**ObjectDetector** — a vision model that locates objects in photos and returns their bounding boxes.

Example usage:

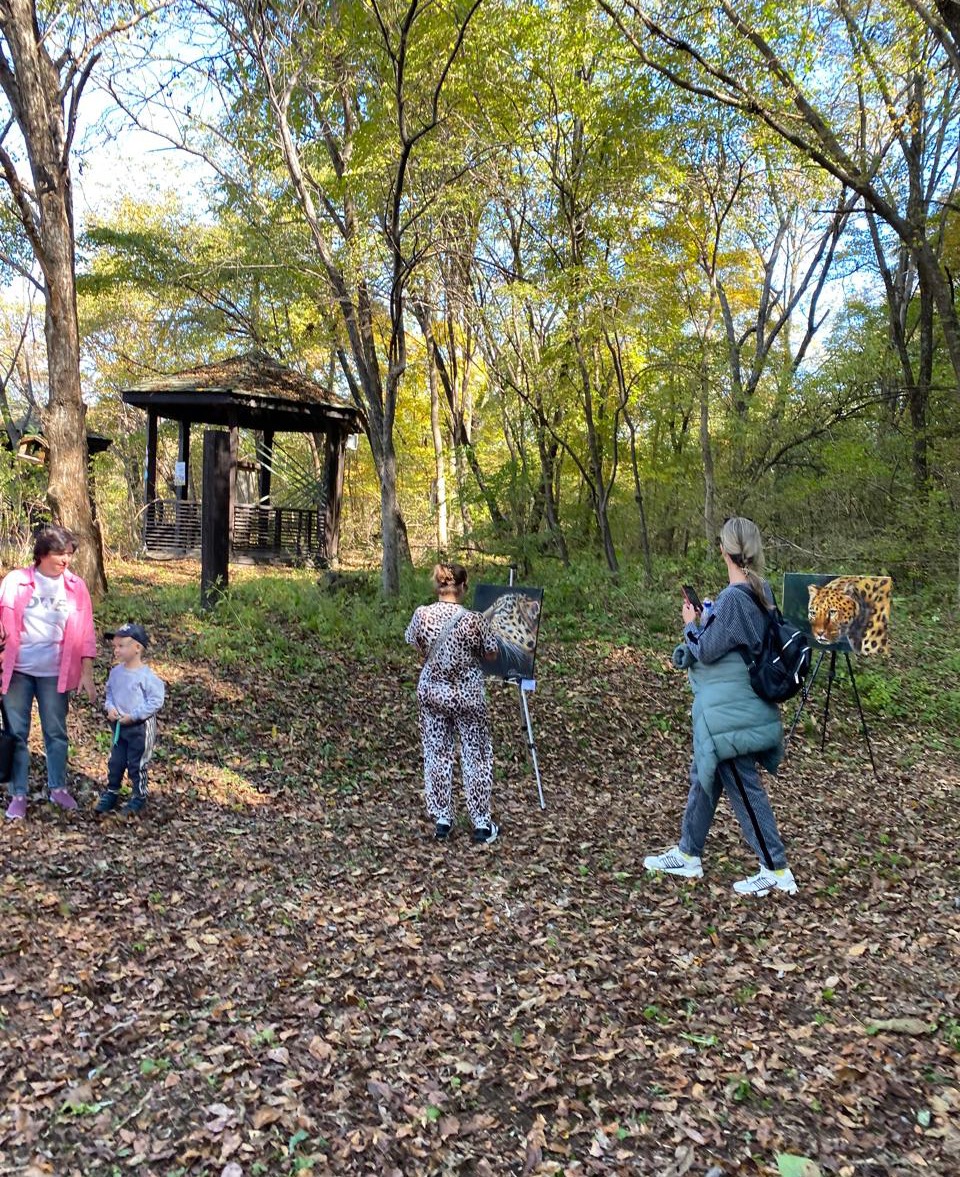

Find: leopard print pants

[418,701,494,829]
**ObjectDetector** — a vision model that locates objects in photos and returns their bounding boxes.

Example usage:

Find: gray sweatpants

[678,755,788,870]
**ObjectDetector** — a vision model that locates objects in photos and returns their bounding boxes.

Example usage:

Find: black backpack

[737,586,812,705]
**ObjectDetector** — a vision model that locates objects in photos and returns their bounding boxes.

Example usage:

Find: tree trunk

[0,0,106,595]
[41,199,105,594]
[911,280,932,491]
[425,320,448,554]
[380,439,401,596]
[573,336,619,573]
[699,304,718,545]
[536,432,568,564]
[624,408,654,584]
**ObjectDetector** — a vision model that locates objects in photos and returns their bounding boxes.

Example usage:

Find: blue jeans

[3,672,71,797]
[679,755,788,871]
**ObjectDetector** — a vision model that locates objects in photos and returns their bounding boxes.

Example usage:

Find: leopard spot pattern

[807,576,891,655]
[483,593,541,673]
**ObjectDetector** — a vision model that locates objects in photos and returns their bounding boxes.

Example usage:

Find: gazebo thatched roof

[122,351,361,434]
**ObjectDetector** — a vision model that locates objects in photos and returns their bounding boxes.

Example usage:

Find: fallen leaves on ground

[1,562,958,1175]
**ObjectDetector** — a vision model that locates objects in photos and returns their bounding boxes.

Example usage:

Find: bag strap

[732,580,779,615]
[424,606,468,668]
[731,581,779,666]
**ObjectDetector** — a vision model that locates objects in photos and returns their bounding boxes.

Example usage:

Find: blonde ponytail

[719,517,770,607]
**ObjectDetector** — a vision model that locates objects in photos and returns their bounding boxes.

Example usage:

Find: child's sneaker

[435,821,452,841]
[472,820,499,845]
[95,791,121,815]
[733,866,798,896]
[643,845,703,878]
[49,788,78,811]
[121,796,146,817]
[5,795,27,820]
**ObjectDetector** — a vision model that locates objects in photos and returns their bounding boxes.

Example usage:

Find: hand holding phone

[682,584,702,612]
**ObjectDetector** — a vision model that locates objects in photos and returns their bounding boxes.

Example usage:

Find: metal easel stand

[508,675,546,810]
[787,646,880,782]
[505,563,546,809]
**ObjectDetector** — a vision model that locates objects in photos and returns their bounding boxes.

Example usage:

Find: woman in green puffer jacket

[643,517,798,897]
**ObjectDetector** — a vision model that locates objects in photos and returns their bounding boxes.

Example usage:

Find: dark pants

[106,716,157,801]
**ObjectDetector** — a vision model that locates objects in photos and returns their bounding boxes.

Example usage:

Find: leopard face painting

[474,587,544,679]
[484,593,540,653]
[807,576,891,655]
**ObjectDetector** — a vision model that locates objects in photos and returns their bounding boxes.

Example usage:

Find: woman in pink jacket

[2,525,97,820]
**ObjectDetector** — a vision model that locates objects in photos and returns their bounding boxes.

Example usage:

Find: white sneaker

[643,845,703,878]
[733,866,798,896]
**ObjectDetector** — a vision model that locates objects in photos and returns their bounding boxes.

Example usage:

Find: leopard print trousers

[418,700,494,829]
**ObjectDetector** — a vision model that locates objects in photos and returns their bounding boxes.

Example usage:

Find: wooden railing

[144,499,326,561]
[144,499,202,555]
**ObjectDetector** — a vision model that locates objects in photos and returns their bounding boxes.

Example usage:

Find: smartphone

[682,584,702,612]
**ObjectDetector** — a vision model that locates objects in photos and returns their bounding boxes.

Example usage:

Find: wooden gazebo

[122,352,361,565]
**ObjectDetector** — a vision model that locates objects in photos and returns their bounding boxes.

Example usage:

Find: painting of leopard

[478,589,543,679]
[807,576,891,656]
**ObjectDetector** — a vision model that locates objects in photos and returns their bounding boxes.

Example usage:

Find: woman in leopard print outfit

[405,564,500,844]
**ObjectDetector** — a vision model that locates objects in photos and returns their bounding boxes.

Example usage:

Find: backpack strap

[731,581,778,666]
[732,580,778,613]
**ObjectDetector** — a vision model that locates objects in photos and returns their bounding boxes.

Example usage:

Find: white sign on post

[174,460,187,487]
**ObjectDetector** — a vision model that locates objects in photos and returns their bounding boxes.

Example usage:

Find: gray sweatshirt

[104,664,165,721]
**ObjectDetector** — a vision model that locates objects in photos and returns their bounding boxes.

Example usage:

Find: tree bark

[698,304,718,546]
[0,0,106,595]
[425,336,448,553]
[414,301,507,533]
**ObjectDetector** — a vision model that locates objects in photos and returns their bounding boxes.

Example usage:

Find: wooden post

[201,430,231,610]
[145,409,158,507]
[258,429,274,504]
[175,420,190,551]
[176,420,190,503]
[229,426,239,550]
[322,427,348,564]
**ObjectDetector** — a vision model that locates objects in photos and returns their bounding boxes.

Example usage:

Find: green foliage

[99,550,960,741]
[49,0,960,605]
[0,450,46,562]
[104,563,414,670]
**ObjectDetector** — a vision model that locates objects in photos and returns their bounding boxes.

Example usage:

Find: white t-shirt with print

[15,572,69,676]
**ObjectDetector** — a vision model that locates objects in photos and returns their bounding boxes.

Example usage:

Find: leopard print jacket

[405,602,498,712]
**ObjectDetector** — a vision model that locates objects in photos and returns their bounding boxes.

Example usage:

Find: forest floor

[1,561,958,1177]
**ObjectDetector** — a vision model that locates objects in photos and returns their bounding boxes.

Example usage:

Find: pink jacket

[0,566,97,694]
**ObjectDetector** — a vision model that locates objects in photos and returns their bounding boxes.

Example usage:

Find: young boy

[96,623,165,817]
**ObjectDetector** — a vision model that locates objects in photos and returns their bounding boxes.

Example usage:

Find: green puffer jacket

[672,644,784,794]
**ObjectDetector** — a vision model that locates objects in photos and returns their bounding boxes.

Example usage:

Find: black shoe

[121,796,146,817]
[435,821,452,841]
[95,791,121,815]
[472,821,499,845]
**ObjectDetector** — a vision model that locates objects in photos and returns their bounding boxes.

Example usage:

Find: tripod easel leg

[820,650,838,751]
[788,649,826,741]
[505,566,546,808]
[788,643,881,781]
[518,684,546,810]
[844,652,880,782]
